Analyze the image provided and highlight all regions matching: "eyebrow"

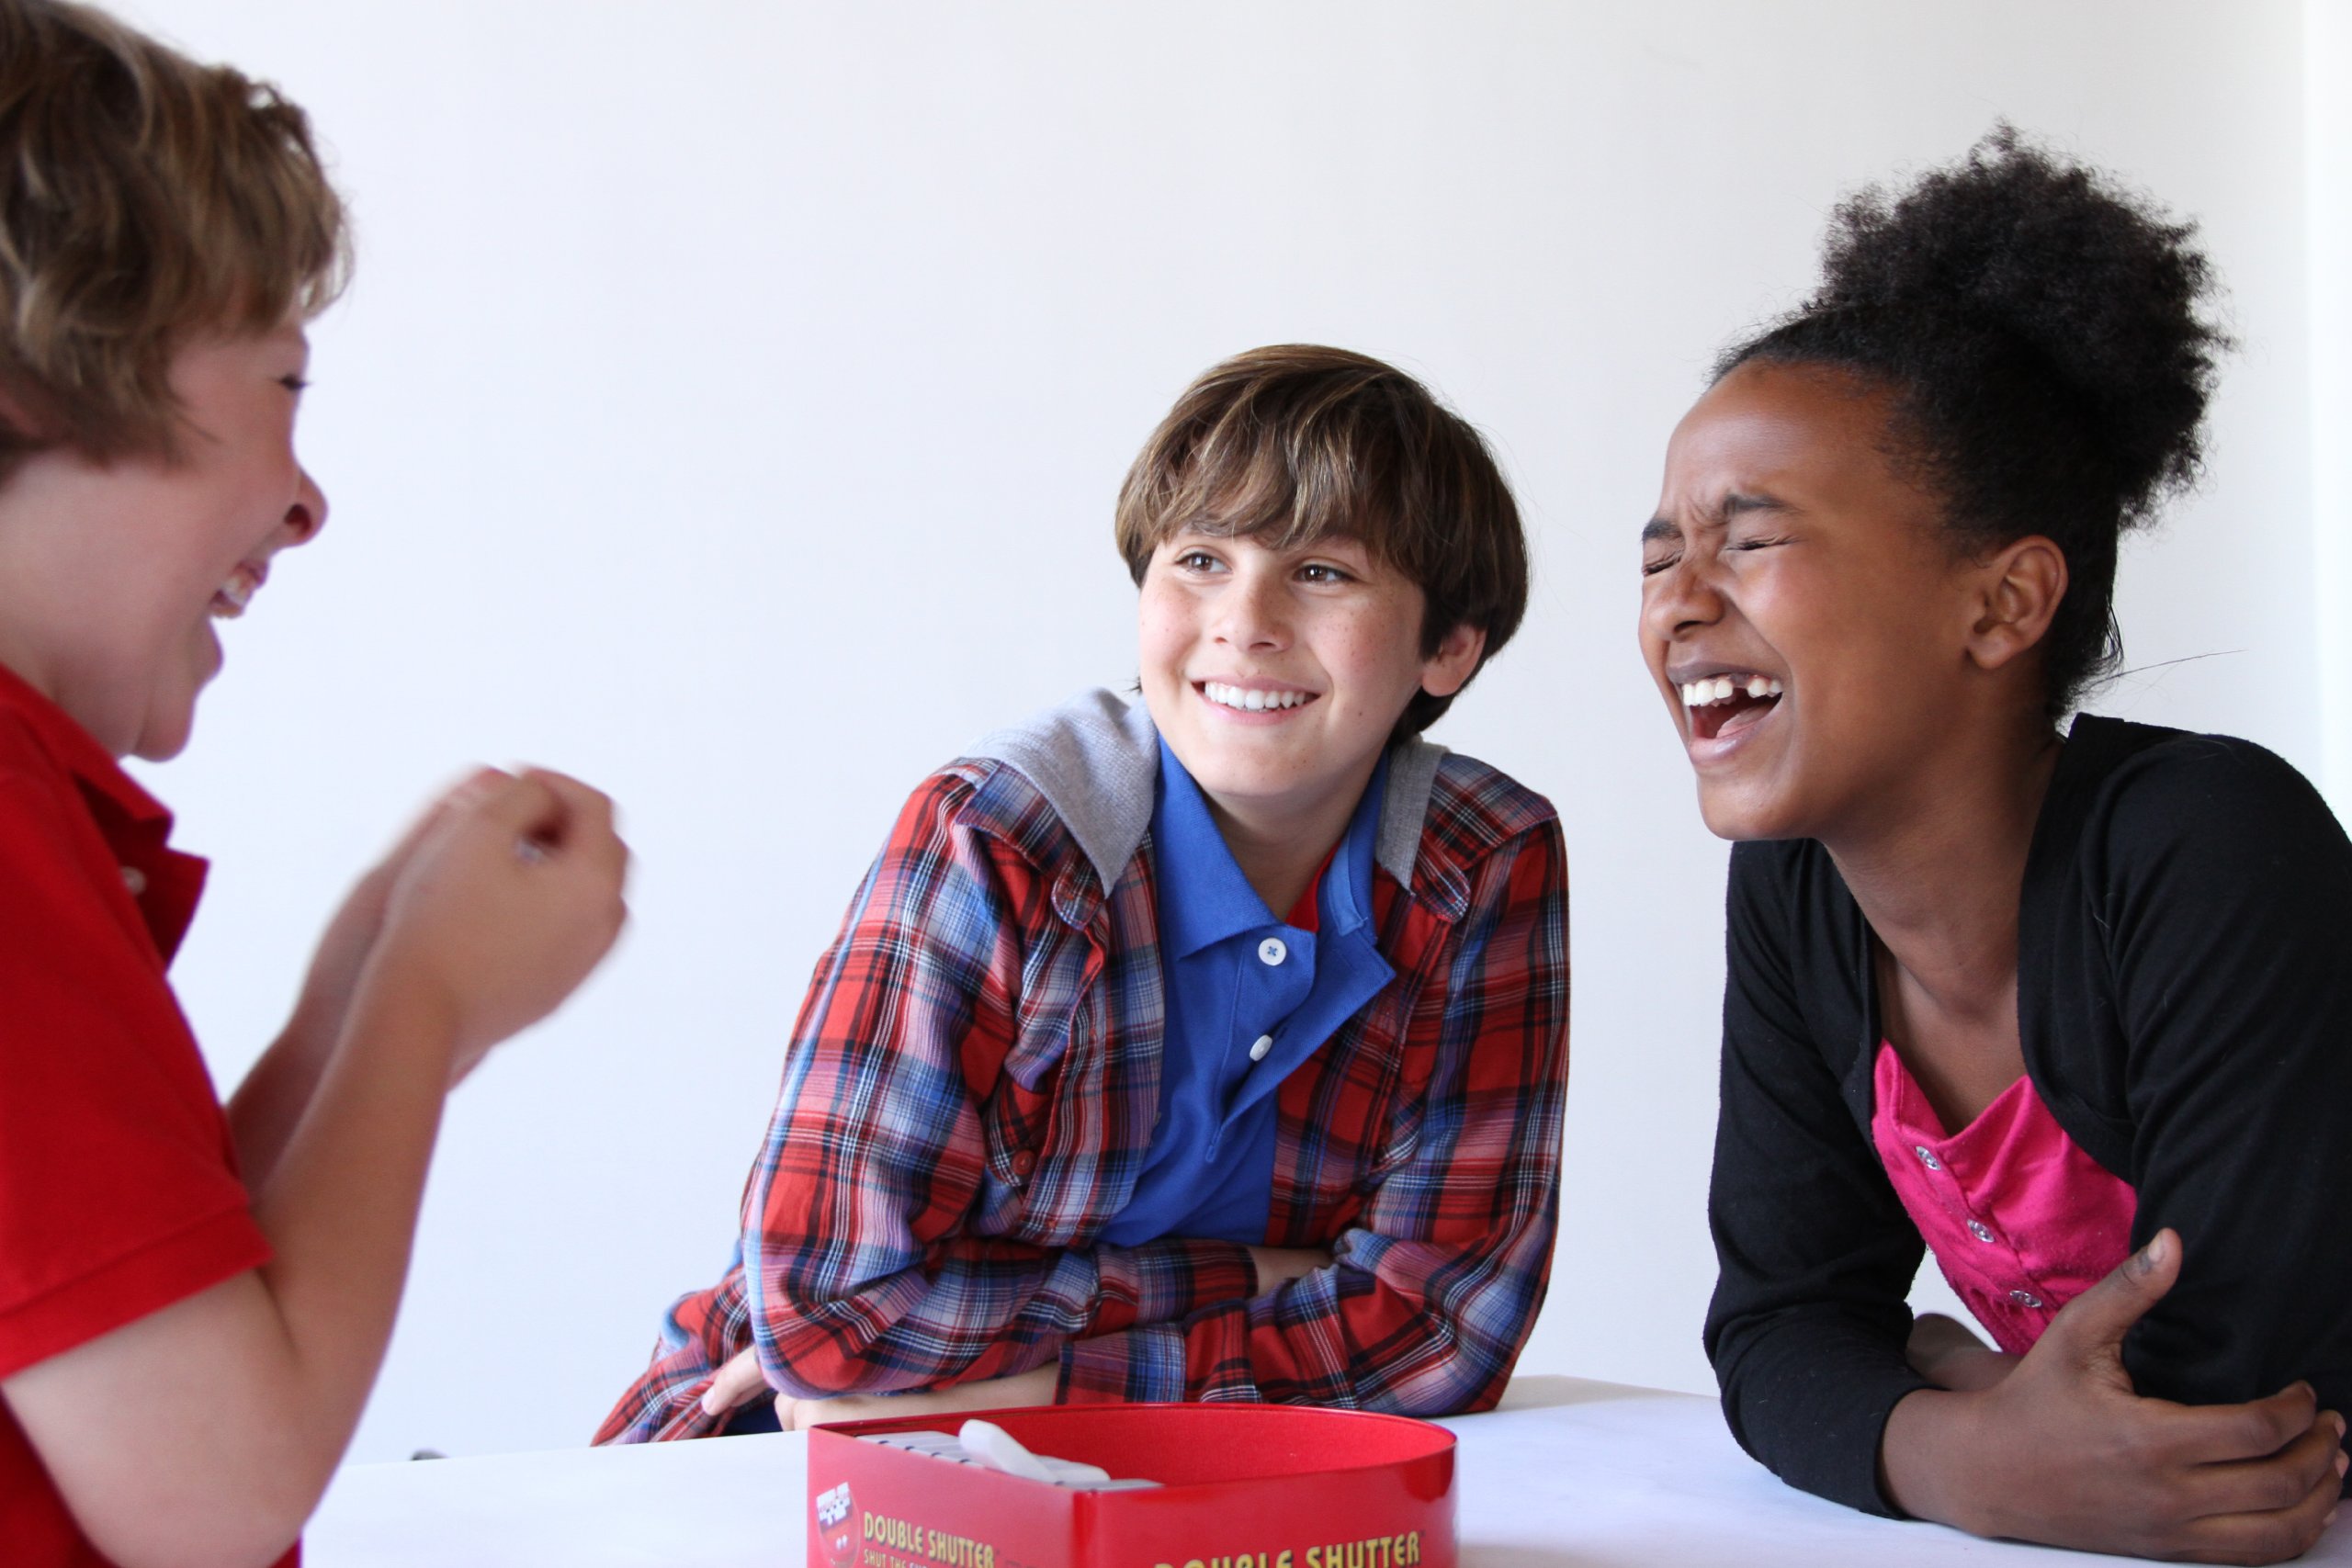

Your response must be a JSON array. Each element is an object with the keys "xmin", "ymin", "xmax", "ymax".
[{"xmin": 1642, "ymin": 491, "xmax": 1791, "ymax": 544}]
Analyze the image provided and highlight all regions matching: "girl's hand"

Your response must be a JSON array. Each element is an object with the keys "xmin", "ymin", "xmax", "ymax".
[
  {"xmin": 1883, "ymin": 1230, "xmax": 2346, "ymax": 1563},
  {"xmin": 1905, "ymin": 1313, "xmax": 2018, "ymax": 1393},
  {"xmin": 366, "ymin": 767, "xmax": 628, "ymax": 1081}
]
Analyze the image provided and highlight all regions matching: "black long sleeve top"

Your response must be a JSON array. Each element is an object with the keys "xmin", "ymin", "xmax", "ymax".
[{"xmin": 1702, "ymin": 715, "xmax": 2352, "ymax": 1515}]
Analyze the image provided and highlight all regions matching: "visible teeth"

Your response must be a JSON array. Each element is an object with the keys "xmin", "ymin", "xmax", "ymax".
[
  {"xmin": 1679, "ymin": 674, "xmax": 1785, "ymax": 707},
  {"xmin": 211, "ymin": 573, "xmax": 254, "ymax": 620},
  {"xmin": 1204, "ymin": 682, "xmax": 1309, "ymax": 713}
]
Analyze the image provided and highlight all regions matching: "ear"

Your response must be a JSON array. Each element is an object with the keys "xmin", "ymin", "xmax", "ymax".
[
  {"xmin": 1419, "ymin": 621, "xmax": 1488, "ymax": 699},
  {"xmin": 1963, "ymin": 536, "xmax": 2067, "ymax": 673}
]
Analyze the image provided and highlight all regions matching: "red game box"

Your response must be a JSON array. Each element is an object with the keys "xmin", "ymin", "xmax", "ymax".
[{"xmin": 808, "ymin": 1404, "xmax": 1455, "ymax": 1568}]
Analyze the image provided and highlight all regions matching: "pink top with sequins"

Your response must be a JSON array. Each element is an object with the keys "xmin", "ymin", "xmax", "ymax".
[{"xmin": 1870, "ymin": 1041, "xmax": 2137, "ymax": 1355}]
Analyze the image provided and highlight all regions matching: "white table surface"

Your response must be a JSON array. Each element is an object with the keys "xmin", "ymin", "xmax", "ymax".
[{"xmin": 307, "ymin": 1376, "xmax": 2352, "ymax": 1567}]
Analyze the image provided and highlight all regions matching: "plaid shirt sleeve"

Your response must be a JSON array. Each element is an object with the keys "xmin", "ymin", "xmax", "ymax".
[
  {"xmin": 595, "ymin": 769, "xmax": 1254, "ymax": 1444},
  {"xmin": 1057, "ymin": 813, "xmax": 1569, "ymax": 1416}
]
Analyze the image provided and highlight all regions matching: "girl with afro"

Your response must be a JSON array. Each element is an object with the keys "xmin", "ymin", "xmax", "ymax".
[{"xmin": 1641, "ymin": 129, "xmax": 2351, "ymax": 1562}]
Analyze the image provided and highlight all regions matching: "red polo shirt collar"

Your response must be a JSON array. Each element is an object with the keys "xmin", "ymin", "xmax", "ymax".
[{"xmin": 0, "ymin": 660, "xmax": 207, "ymax": 962}]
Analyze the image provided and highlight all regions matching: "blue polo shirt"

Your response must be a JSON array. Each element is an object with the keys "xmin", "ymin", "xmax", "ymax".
[{"xmin": 1100, "ymin": 740, "xmax": 1396, "ymax": 1247}]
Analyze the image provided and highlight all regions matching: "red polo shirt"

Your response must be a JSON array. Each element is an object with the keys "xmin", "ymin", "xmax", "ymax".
[{"xmin": 0, "ymin": 662, "xmax": 279, "ymax": 1566}]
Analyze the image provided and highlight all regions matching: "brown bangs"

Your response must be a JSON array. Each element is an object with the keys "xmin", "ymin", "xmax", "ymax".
[{"xmin": 1114, "ymin": 344, "xmax": 1528, "ymax": 736}]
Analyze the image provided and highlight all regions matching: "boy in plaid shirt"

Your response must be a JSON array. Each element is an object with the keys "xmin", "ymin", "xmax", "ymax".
[{"xmin": 601, "ymin": 345, "xmax": 1567, "ymax": 1439}]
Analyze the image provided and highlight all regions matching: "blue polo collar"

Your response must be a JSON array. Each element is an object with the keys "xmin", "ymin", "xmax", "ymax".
[
  {"xmin": 967, "ymin": 690, "xmax": 1442, "ymax": 907},
  {"xmin": 1150, "ymin": 738, "xmax": 1385, "ymax": 960}
]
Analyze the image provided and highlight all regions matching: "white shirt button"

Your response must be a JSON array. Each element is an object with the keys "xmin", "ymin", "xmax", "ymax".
[
  {"xmin": 1249, "ymin": 1033, "xmax": 1273, "ymax": 1062},
  {"xmin": 1257, "ymin": 937, "xmax": 1287, "ymax": 966},
  {"xmin": 119, "ymin": 865, "xmax": 147, "ymax": 897},
  {"xmin": 1968, "ymin": 1220, "xmax": 1996, "ymax": 1244},
  {"xmin": 2008, "ymin": 1288, "xmax": 2043, "ymax": 1308},
  {"xmin": 1912, "ymin": 1145, "xmax": 1941, "ymax": 1172}
]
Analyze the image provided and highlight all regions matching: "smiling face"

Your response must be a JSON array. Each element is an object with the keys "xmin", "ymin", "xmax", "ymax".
[
  {"xmin": 1639, "ymin": 360, "xmax": 2011, "ymax": 846},
  {"xmin": 1139, "ymin": 529, "xmax": 1482, "ymax": 841},
  {"xmin": 0, "ymin": 322, "xmax": 326, "ymax": 760}
]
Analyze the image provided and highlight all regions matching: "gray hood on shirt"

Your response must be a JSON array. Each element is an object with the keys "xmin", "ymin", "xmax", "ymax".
[{"xmin": 965, "ymin": 688, "xmax": 1442, "ymax": 895}]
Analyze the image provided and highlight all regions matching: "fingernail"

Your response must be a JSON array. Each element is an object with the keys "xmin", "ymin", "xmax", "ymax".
[{"xmin": 2133, "ymin": 1234, "xmax": 2165, "ymax": 1273}]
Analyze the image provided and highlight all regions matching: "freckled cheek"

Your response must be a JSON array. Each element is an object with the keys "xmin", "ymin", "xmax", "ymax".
[
  {"xmin": 1135, "ymin": 599, "xmax": 1193, "ymax": 671},
  {"xmin": 1328, "ymin": 622, "xmax": 1421, "ymax": 718}
]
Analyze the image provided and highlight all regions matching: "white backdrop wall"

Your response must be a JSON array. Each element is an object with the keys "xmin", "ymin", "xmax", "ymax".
[
  {"xmin": 2312, "ymin": 0, "xmax": 2352, "ymax": 825},
  {"xmin": 109, "ymin": 2, "xmax": 2329, "ymax": 1463}
]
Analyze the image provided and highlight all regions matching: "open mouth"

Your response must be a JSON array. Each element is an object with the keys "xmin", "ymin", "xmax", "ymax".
[
  {"xmin": 210, "ymin": 560, "xmax": 267, "ymax": 620},
  {"xmin": 1199, "ymin": 681, "xmax": 1317, "ymax": 714},
  {"xmin": 1680, "ymin": 671, "xmax": 1783, "ymax": 742}
]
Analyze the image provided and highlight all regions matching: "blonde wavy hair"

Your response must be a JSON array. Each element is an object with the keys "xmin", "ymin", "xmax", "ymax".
[{"xmin": 0, "ymin": 0, "xmax": 347, "ymax": 479}]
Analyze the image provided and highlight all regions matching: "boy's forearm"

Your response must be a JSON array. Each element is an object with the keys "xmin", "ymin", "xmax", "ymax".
[
  {"xmin": 150, "ymin": 967, "xmax": 455, "ymax": 1540},
  {"xmin": 245, "ymin": 962, "xmax": 458, "ymax": 1436},
  {"xmin": 721, "ymin": 1224, "xmax": 1256, "ymax": 1407},
  {"xmin": 223, "ymin": 1014, "xmax": 336, "ymax": 1192},
  {"xmin": 1061, "ymin": 1222, "xmax": 1551, "ymax": 1414},
  {"xmin": 1087, "ymin": 1235, "xmax": 1260, "ymax": 1333},
  {"xmin": 5, "ymin": 968, "xmax": 460, "ymax": 1568},
  {"xmin": 230, "ymin": 853, "xmax": 406, "ymax": 1190}
]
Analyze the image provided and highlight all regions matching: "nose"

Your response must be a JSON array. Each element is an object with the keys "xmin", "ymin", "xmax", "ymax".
[
  {"xmin": 281, "ymin": 465, "xmax": 329, "ymax": 547},
  {"xmin": 1213, "ymin": 558, "xmax": 1291, "ymax": 649},
  {"xmin": 1639, "ymin": 547, "xmax": 1724, "ymax": 645}
]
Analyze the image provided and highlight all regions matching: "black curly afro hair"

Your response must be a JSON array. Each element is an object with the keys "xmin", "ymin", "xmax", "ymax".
[{"xmin": 1717, "ymin": 125, "xmax": 2231, "ymax": 718}]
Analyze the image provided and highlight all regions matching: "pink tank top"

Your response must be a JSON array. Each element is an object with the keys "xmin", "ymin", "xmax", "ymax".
[{"xmin": 1871, "ymin": 1042, "xmax": 2137, "ymax": 1355}]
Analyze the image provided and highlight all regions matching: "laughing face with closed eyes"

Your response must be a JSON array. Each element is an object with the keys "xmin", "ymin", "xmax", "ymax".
[{"xmin": 1639, "ymin": 360, "xmax": 2005, "ymax": 848}]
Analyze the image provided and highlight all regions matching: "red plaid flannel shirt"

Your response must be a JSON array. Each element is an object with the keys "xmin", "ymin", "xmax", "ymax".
[{"xmin": 597, "ymin": 725, "xmax": 1567, "ymax": 1442}]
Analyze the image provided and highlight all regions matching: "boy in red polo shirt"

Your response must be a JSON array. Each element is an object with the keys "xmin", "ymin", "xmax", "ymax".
[{"xmin": 0, "ymin": 5, "xmax": 630, "ymax": 1565}]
